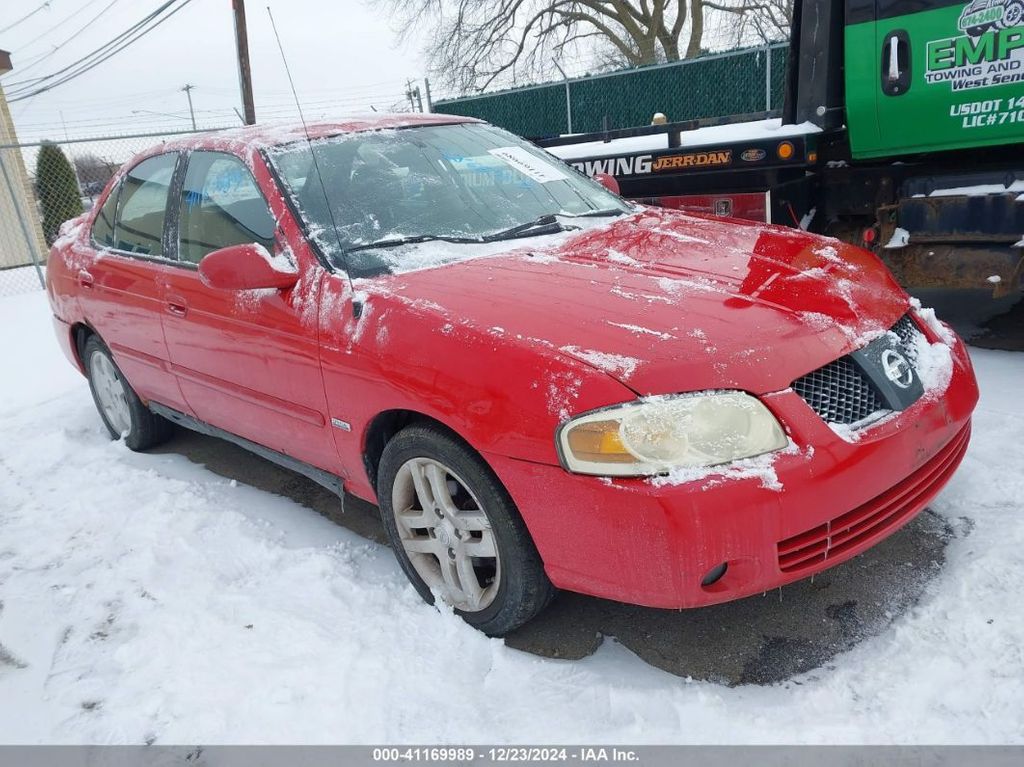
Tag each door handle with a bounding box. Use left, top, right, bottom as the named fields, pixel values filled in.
left=78, top=270, right=94, bottom=288
left=887, top=36, right=900, bottom=82
left=881, top=30, right=911, bottom=96
left=165, top=294, right=188, bottom=317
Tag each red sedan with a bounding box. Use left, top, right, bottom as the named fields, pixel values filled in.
left=46, top=114, right=978, bottom=635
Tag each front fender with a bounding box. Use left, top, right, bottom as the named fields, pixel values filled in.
left=315, top=275, right=635, bottom=499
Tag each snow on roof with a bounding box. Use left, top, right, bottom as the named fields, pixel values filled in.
left=547, top=118, right=823, bottom=160
left=159, top=113, right=480, bottom=153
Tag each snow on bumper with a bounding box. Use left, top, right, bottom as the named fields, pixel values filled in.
left=485, top=334, right=979, bottom=609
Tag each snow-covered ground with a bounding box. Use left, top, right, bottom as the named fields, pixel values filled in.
left=1, top=290, right=1022, bottom=744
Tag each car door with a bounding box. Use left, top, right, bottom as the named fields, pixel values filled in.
left=159, top=149, right=339, bottom=473
left=79, top=152, right=190, bottom=413
left=848, top=0, right=1024, bottom=158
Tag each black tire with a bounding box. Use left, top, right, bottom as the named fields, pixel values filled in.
left=83, top=335, right=173, bottom=451
left=377, top=424, right=555, bottom=636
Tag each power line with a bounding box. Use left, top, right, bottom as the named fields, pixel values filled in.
left=7, top=0, right=196, bottom=103
left=4, top=0, right=122, bottom=80
left=12, top=0, right=107, bottom=54
left=4, top=0, right=169, bottom=91
left=0, top=0, right=52, bottom=35
left=10, top=88, right=412, bottom=135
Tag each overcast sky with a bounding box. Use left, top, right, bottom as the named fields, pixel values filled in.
left=0, top=0, right=429, bottom=143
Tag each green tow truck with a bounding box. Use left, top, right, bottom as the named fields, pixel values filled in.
left=544, top=0, right=1024, bottom=317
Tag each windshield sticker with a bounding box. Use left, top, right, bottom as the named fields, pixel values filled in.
left=487, top=147, right=567, bottom=183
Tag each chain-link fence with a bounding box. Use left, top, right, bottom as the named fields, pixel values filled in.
left=435, top=43, right=789, bottom=139
left=0, top=127, right=230, bottom=298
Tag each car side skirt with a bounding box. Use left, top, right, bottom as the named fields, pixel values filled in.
left=148, top=402, right=345, bottom=500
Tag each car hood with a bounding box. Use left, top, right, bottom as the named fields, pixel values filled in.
left=364, top=207, right=910, bottom=396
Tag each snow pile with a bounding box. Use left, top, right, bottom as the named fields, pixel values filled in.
left=253, top=243, right=298, bottom=274
left=812, top=243, right=843, bottom=265
left=609, top=285, right=672, bottom=304
left=52, top=216, right=86, bottom=251
left=560, top=346, right=641, bottom=378
left=884, top=228, right=910, bottom=249
left=828, top=411, right=896, bottom=443
left=919, top=180, right=1024, bottom=198
left=605, top=321, right=674, bottom=340
left=605, top=249, right=640, bottom=267
left=648, top=449, right=787, bottom=492
left=910, top=297, right=956, bottom=345
left=544, top=369, right=583, bottom=420
left=1, top=292, right=1023, bottom=744
left=233, top=287, right=279, bottom=313
left=908, top=330, right=954, bottom=396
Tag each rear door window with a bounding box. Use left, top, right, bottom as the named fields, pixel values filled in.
left=178, top=151, right=276, bottom=265
left=113, top=153, right=179, bottom=256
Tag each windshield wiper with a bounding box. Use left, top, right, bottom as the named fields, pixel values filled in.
left=482, top=214, right=578, bottom=242
left=564, top=207, right=626, bottom=218
left=344, top=234, right=483, bottom=253
left=343, top=212, right=590, bottom=253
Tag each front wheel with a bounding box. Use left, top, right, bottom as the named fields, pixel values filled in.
left=377, top=424, right=555, bottom=635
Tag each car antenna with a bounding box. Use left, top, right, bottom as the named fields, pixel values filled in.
left=266, top=5, right=360, bottom=315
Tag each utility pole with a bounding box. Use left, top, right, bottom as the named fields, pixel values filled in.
left=232, top=0, right=256, bottom=124
left=405, top=79, right=423, bottom=112
left=181, top=84, right=197, bottom=130
left=423, top=77, right=433, bottom=113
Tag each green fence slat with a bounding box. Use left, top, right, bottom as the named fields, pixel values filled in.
left=436, top=44, right=790, bottom=138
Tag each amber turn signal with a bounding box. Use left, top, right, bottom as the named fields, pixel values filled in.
left=564, top=420, right=635, bottom=464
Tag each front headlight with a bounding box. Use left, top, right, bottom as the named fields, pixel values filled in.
left=557, top=391, right=788, bottom=477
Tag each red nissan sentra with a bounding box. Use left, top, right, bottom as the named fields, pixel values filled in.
left=46, top=114, right=978, bottom=635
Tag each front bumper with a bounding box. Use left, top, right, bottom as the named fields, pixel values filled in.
left=485, top=333, right=979, bottom=609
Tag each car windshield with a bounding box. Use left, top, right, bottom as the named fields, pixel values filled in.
left=266, top=122, right=630, bottom=275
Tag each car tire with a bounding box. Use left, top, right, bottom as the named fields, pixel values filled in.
left=377, top=424, right=555, bottom=636
left=83, top=335, right=173, bottom=451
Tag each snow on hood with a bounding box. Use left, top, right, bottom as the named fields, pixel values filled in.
left=353, top=207, right=910, bottom=396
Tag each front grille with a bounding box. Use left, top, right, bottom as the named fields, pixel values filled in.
left=777, top=423, right=970, bottom=573
left=890, top=313, right=924, bottom=349
left=792, top=356, right=886, bottom=425
left=792, top=313, right=924, bottom=427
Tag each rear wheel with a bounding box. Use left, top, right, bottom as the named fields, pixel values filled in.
left=377, top=424, right=554, bottom=635
left=83, top=335, right=172, bottom=451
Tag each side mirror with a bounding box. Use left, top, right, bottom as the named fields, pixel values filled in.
left=198, top=243, right=298, bottom=291
left=593, top=172, right=620, bottom=195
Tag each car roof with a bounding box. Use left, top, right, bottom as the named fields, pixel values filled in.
left=156, top=112, right=483, bottom=156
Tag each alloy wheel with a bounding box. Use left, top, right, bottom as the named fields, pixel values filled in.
left=390, top=457, right=500, bottom=611
left=90, top=350, right=131, bottom=436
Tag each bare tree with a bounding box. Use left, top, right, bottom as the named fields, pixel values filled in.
left=389, top=1, right=710, bottom=92
left=72, top=153, right=117, bottom=195
left=703, top=0, right=793, bottom=46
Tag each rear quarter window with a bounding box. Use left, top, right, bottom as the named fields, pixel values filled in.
left=91, top=182, right=120, bottom=248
